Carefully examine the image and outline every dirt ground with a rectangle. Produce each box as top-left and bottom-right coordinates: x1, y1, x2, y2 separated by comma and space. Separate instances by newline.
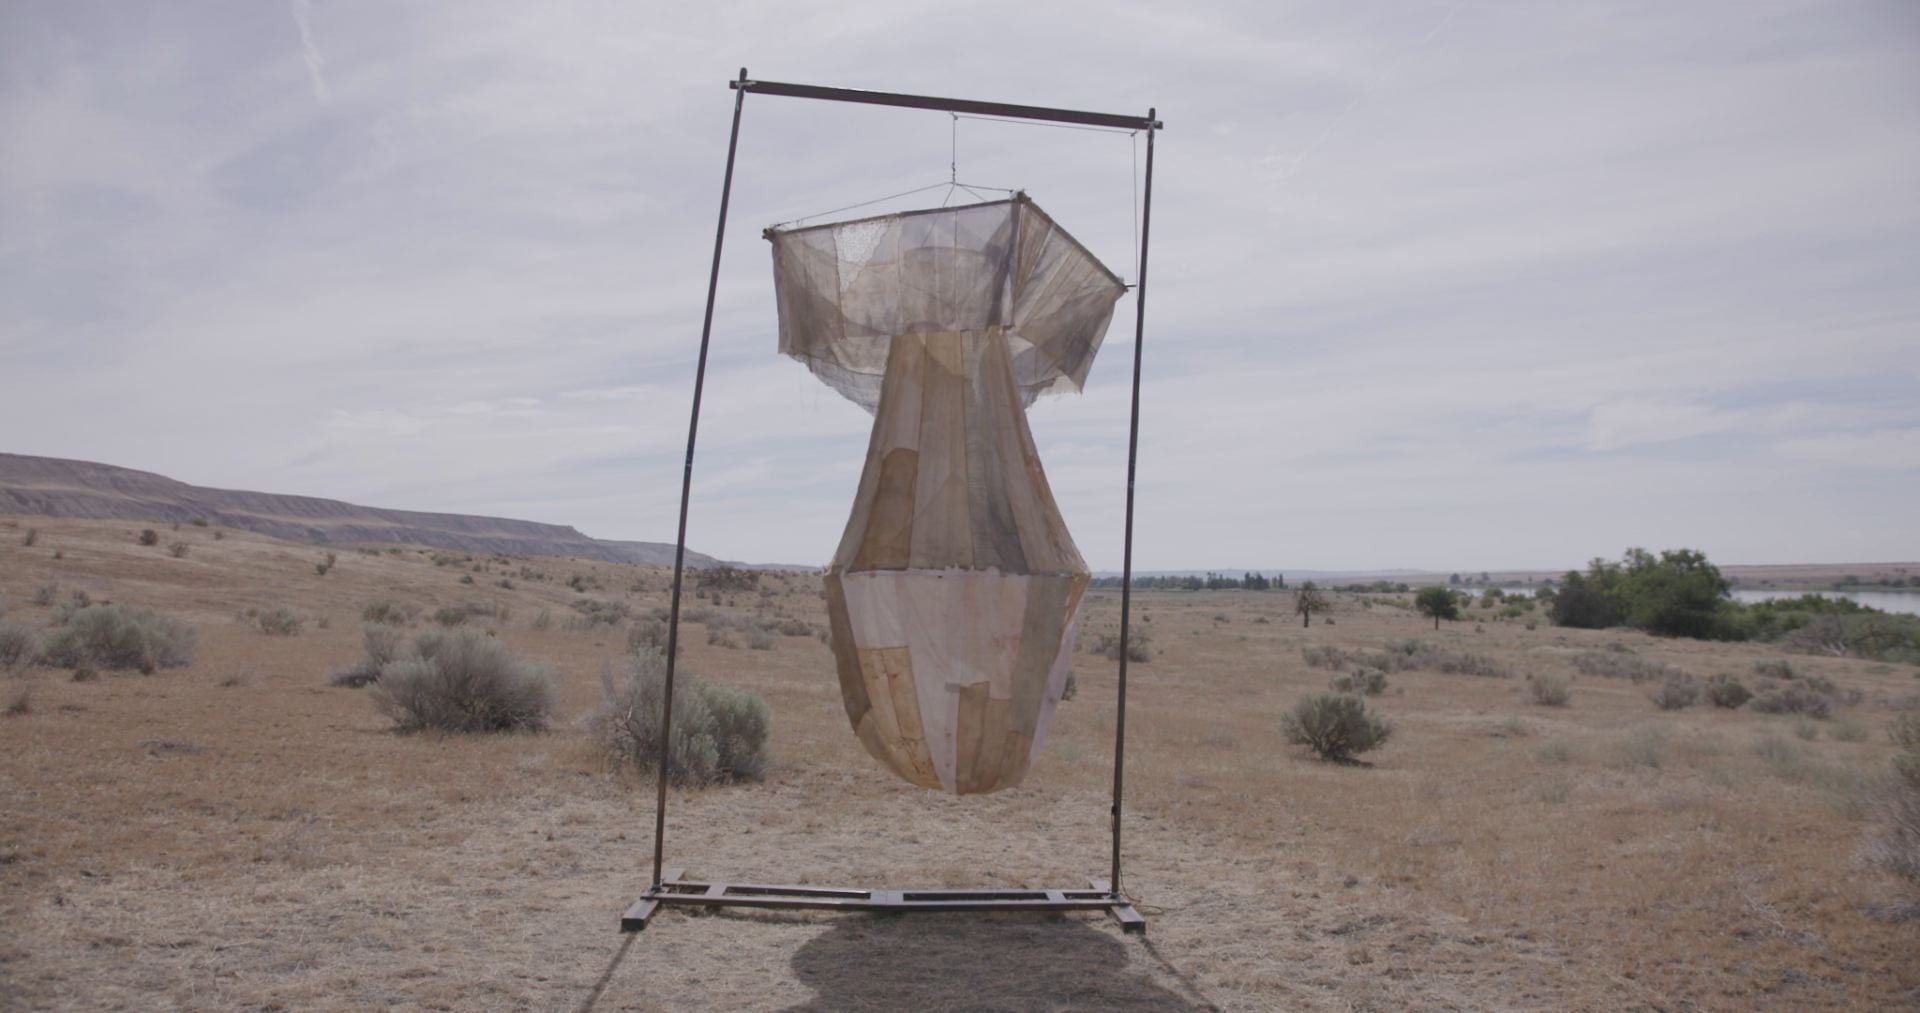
2, 516, 1917, 1010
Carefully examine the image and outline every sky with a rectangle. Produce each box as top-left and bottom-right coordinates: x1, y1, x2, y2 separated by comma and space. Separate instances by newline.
2, 1, 1917, 572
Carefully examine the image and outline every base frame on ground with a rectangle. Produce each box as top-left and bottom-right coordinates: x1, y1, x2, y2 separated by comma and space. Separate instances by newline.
622, 870, 1144, 933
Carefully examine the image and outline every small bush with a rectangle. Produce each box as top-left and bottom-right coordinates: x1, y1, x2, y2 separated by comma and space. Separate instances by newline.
1280, 693, 1391, 762
568, 598, 631, 628
0, 621, 38, 673
21, 528, 37, 547
1572, 651, 1678, 683
38, 604, 196, 673
33, 583, 58, 607
594, 648, 770, 784
433, 605, 472, 627
1792, 718, 1821, 741
4, 686, 29, 716
1330, 667, 1388, 696
1089, 631, 1151, 663
1302, 645, 1348, 670
167, 541, 189, 558
769, 617, 815, 637
530, 609, 554, 631
1829, 718, 1869, 743
362, 600, 420, 626
368, 629, 553, 733
240, 607, 304, 636
708, 629, 740, 649
1649, 673, 1700, 710
1749, 681, 1835, 719
137, 529, 159, 546
330, 624, 407, 687
627, 617, 675, 655
746, 631, 775, 651
315, 551, 337, 576
1529, 673, 1572, 707
1706, 675, 1752, 709
1753, 659, 1797, 680
1623, 724, 1669, 768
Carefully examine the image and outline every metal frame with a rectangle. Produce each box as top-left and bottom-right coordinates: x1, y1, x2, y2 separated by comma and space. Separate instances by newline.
627, 69, 1159, 935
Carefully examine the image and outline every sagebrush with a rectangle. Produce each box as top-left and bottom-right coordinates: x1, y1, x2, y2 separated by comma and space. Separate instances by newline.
594, 648, 770, 785
1281, 692, 1391, 761
367, 629, 553, 732
38, 604, 195, 673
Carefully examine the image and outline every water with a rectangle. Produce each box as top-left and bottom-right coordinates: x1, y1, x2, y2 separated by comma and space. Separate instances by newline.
1728, 588, 1920, 616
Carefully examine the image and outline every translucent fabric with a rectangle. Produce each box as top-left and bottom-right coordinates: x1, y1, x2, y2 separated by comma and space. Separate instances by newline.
769, 196, 1125, 794
768, 196, 1127, 413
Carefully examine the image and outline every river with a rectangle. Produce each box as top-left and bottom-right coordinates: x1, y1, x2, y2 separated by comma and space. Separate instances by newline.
1727, 588, 1920, 616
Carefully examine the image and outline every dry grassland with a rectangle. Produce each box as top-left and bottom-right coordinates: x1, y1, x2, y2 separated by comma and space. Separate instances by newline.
2, 517, 1917, 1010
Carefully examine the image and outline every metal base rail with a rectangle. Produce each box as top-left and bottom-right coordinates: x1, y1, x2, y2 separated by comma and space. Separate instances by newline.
624, 870, 1144, 934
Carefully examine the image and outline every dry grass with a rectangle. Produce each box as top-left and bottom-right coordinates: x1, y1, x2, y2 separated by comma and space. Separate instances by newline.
1, 515, 1918, 1009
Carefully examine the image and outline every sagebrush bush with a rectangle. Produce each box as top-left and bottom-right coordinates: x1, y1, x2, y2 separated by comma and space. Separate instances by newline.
1089, 631, 1151, 663
137, 529, 159, 546
367, 628, 553, 732
1748, 681, 1835, 719
1753, 658, 1796, 680
0, 620, 38, 673
1329, 667, 1387, 696
1280, 693, 1391, 762
241, 607, 303, 636
1706, 675, 1752, 709
32, 583, 58, 607
1572, 651, 1677, 683
330, 624, 407, 687
38, 604, 195, 673
1649, 673, 1700, 710
1530, 673, 1572, 707
594, 648, 770, 785
362, 600, 420, 625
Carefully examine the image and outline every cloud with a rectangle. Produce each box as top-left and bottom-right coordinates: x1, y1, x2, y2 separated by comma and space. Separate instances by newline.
290, 0, 329, 103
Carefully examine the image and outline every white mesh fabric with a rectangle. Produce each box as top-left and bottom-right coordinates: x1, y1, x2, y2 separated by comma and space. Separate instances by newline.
768, 197, 1126, 412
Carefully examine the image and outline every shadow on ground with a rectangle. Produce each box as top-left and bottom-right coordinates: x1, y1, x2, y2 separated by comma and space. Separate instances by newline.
783, 913, 1205, 1011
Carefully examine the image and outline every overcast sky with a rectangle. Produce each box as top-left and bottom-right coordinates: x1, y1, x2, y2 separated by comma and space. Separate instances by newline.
3, 1, 1916, 572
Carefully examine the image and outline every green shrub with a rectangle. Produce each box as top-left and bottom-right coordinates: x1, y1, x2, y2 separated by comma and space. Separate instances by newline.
594, 648, 770, 784
1280, 693, 1391, 761
1705, 675, 1752, 709
1649, 673, 1700, 710
0, 621, 38, 672
1330, 667, 1388, 696
1529, 673, 1572, 707
368, 629, 553, 732
39, 604, 195, 673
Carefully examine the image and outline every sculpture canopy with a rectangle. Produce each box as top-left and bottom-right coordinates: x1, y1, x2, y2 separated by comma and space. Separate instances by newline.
767, 196, 1127, 795
769, 196, 1127, 413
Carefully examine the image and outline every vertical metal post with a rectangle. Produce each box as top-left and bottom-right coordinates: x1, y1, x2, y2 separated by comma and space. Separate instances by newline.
653, 67, 749, 887
1110, 111, 1156, 897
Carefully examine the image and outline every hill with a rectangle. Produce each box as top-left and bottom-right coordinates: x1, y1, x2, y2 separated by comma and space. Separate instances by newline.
0, 452, 721, 567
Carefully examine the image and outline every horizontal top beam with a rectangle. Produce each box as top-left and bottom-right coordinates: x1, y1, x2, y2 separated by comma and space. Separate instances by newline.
732, 77, 1161, 132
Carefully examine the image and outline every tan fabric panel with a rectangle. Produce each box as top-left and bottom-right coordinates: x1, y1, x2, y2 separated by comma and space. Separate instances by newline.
785, 197, 1119, 795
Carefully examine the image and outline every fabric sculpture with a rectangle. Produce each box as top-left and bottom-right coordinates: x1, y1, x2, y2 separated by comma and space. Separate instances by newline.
767, 195, 1126, 793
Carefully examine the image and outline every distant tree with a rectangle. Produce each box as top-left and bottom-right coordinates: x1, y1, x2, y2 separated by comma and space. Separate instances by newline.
1448, 573, 1462, 586
1295, 588, 1330, 627
1549, 548, 1731, 638
1415, 586, 1460, 630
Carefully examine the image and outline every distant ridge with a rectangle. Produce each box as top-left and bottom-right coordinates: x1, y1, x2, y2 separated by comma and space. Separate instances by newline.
0, 452, 725, 568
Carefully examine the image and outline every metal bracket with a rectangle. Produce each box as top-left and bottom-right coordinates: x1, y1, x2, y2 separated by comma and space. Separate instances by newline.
622, 871, 1144, 934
